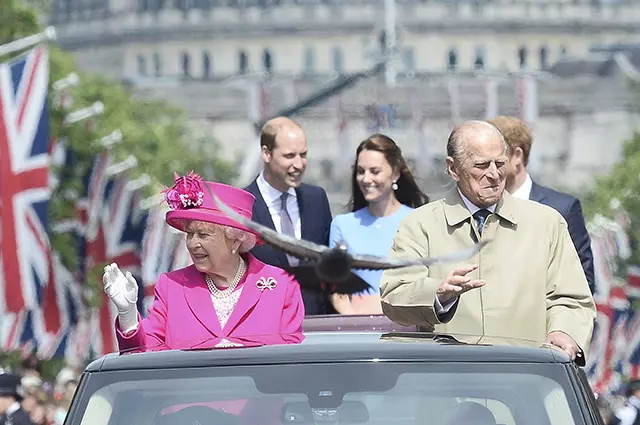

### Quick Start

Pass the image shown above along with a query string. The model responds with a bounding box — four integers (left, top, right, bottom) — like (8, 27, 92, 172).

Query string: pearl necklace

(204, 258, 246, 299)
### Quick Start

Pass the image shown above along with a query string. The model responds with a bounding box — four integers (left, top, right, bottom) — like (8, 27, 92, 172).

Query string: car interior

(74, 364, 582, 425)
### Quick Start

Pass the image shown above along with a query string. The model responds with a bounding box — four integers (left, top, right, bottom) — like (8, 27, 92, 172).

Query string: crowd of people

(2, 114, 603, 423)
(0, 354, 80, 425)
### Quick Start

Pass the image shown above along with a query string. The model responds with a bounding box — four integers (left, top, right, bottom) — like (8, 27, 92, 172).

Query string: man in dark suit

(488, 116, 595, 293)
(245, 116, 335, 315)
(0, 372, 34, 425)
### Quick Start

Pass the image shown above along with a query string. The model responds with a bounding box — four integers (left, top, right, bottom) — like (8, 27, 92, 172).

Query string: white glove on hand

(103, 263, 139, 333)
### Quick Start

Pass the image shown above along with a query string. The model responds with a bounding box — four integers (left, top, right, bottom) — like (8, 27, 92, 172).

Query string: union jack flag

(0, 46, 60, 351)
(80, 156, 145, 355)
(139, 203, 193, 316)
(140, 204, 174, 315)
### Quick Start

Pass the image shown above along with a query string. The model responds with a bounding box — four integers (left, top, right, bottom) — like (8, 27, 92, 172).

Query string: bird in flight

(207, 185, 488, 294)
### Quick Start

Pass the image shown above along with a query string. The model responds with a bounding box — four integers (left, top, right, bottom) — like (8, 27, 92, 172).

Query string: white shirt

(509, 173, 533, 200)
(435, 189, 497, 314)
(614, 396, 640, 425)
(457, 189, 497, 215)
(4, 401, 20, 416)
(256, 172, 302, 239)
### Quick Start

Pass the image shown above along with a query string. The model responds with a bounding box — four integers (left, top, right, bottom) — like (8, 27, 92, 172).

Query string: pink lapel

(222, 255, 268, 334)
(182, 266, 223, 337)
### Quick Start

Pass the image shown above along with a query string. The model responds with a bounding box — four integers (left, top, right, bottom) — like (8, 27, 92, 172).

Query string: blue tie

(473, 209, 491, 235)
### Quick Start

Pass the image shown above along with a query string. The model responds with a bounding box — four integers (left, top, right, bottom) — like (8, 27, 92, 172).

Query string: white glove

(103, 263, 139, 333)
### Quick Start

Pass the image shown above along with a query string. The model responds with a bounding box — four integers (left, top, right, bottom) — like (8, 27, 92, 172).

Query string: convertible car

(65, 315, 602, 425)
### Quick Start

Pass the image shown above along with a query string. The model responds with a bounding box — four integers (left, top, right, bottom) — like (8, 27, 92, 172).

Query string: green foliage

(2, 2, 236, 307)
(0, 350, 67, 382)
(0, 0, 40, 46)
(582, 132, 640, 264)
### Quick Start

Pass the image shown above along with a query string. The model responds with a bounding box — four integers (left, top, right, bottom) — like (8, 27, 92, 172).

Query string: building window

(153, 52, 162, 76)
(378, 30, 387, 53)
(332, 47, 344, 73)
(447, 48, 458, 71)
(402, 47, 414, 71)
(518, 46, 527, 68)
(181, 51, 190, 77)
(238, 50, 248, 74)
(203, 52, 211, 79)
(560, 45, 568, 57)
(539, 46, 548, 70)
(303, 46, 316, 74)
(263, 49, 273, 73)
(137, 54, 147, 76)
(474, 46, 486, 70)
(173, 0, 189, 9)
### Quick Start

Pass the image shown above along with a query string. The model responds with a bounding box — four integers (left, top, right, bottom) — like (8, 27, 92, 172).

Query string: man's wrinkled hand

(435, 265, 485, 304)
(546, 331, 579, 361)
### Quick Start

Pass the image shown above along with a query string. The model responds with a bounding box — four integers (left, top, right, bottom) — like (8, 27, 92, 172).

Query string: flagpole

(0, 27, 56, 59)
(384, 0, 397, 88)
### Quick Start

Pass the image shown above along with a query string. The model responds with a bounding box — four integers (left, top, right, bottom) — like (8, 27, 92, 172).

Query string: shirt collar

(457, 189, 497, 214)
(6, 401, 20, 416)
(510, 173, 533, 200)
(444, 187, 517, 228)
(257, 171, 296, 207)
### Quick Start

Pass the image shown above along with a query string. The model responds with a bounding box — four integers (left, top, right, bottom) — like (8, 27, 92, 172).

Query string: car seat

(154, 405, 238, 425)
(441, 401, 497, 425)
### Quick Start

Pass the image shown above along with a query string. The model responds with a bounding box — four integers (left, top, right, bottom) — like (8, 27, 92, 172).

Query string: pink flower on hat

(163, 171, 205, 210)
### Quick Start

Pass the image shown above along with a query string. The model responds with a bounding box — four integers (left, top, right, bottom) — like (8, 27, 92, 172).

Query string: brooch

(256, 276, 277, 291)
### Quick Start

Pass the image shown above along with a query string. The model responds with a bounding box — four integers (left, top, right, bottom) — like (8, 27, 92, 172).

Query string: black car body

(65, 317, 602, 425)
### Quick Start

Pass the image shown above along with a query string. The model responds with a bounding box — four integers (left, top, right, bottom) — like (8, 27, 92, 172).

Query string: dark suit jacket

(245, 179, 335, 315)
(0, 407, 35, 425)
(530, 181, 595, 293)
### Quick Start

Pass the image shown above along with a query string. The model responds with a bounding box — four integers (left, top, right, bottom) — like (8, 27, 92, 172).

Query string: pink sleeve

(279, 274, 305, 343)
(116, 274, 170, 353)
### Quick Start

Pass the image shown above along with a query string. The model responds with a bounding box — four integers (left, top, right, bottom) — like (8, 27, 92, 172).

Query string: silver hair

(446, 120, 507, 165)
(179, 220, 257, 253)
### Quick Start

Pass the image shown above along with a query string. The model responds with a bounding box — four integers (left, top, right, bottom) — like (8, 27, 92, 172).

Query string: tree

(582, 132, 640, 264)
(1, 2, 235, 298)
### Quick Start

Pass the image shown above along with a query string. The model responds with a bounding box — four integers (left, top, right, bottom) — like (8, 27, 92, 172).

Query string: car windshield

(69, 361, 583, 425)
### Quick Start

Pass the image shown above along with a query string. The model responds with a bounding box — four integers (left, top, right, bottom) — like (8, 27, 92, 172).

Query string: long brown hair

(347, 134, 429, 212)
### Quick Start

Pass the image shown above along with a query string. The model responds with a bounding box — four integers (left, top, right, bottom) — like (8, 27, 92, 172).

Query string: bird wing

(349, 240, 489, 270)
(282, 266, 372, 295)
(206, 184, 328, 261)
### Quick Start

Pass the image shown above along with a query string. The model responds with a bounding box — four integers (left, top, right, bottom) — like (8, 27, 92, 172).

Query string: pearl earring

(231, 248, 237, 255)
(392, 181, 398, 191)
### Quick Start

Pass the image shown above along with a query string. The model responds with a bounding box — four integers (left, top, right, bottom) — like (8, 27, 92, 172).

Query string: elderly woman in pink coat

(102, 172, 305, 352)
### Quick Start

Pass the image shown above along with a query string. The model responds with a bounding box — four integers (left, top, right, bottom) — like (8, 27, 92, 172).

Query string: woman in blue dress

(329, 134, 429, 314)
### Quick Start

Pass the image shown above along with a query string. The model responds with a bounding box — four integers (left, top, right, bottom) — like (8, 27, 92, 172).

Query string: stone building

(48, 0, 640, 206)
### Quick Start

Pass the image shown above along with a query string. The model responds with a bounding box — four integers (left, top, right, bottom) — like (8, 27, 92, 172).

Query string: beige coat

(380, 188, 596, 356)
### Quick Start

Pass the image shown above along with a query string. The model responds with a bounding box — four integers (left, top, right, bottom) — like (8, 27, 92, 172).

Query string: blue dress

(329, 205, 413, 295)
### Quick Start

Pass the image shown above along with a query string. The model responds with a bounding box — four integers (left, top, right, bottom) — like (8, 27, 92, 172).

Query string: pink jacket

(116, 254, 305, 352)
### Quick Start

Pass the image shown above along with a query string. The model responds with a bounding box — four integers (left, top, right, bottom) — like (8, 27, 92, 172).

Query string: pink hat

(163, 172, 262, 244)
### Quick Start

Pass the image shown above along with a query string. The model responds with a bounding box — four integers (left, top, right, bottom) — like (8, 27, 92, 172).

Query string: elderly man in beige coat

(380, 120, 596, 365)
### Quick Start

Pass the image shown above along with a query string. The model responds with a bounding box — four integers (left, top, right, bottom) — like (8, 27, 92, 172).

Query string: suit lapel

(249, 180, 278, 231)
(222, 256, 264, 335)
(529, 181, 547, 203)
(183, 267, 223, 337)
(249, 179, 288, 264)
(296, 186, 311, 240)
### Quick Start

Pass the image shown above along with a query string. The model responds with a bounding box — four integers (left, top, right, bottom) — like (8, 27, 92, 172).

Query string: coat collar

(443, 187, 518, 228)
(182, 255, 271, 337)
(182, 265, 222, 337)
